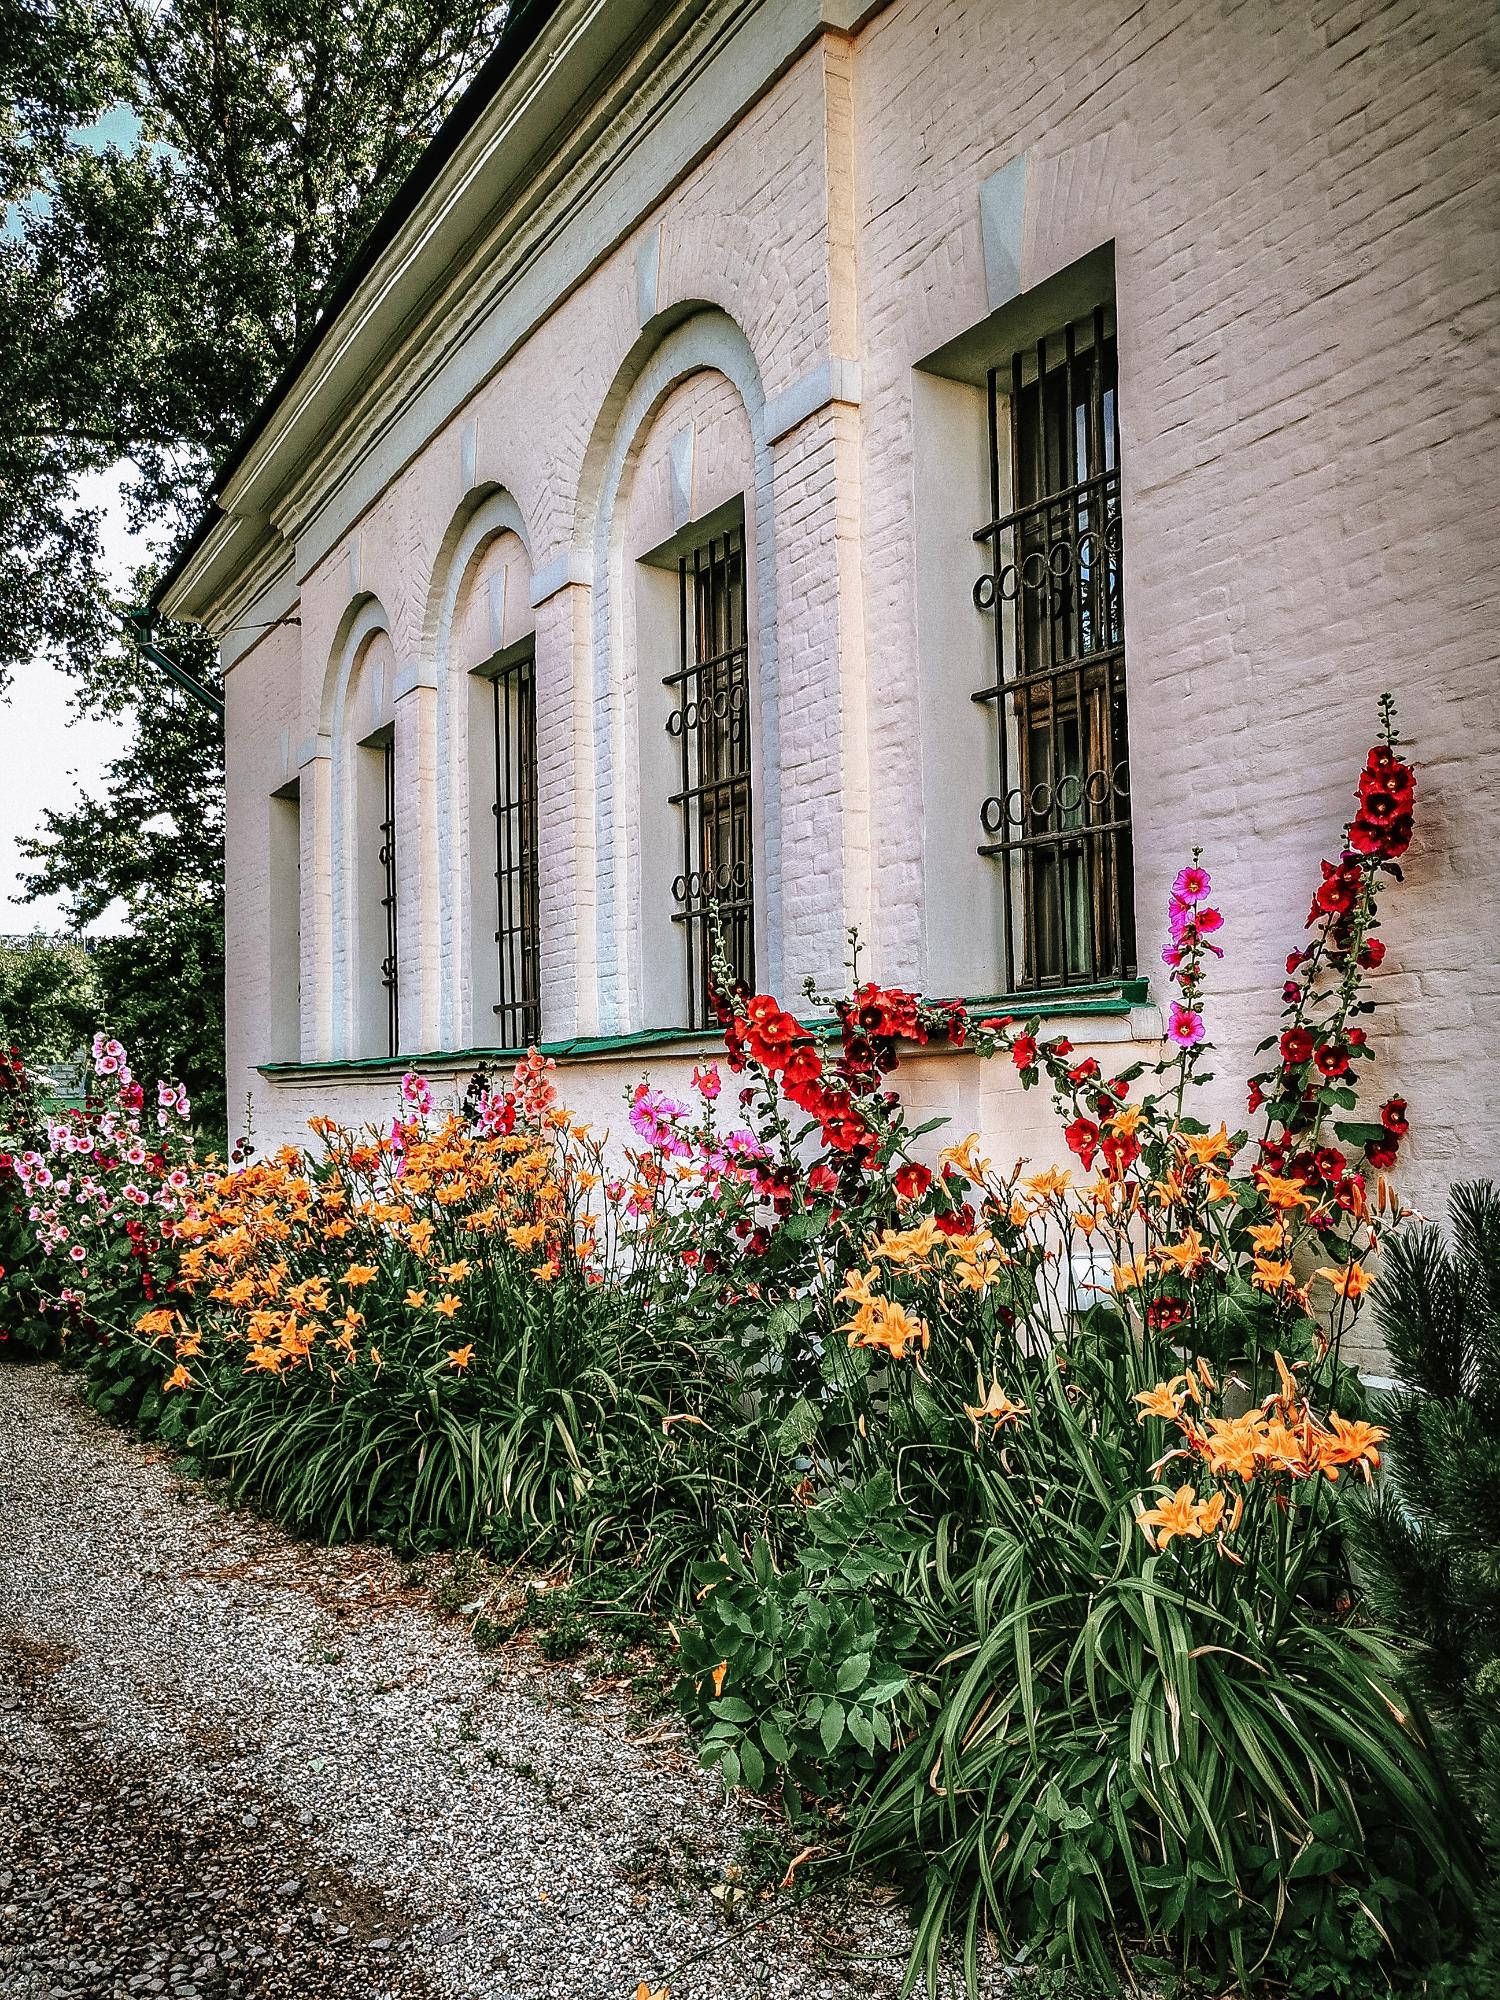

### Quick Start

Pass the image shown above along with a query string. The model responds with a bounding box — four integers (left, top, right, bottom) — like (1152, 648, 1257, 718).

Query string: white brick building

(159, 0, 1500, 1343)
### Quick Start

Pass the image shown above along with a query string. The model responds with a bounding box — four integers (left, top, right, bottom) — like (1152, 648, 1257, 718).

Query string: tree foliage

(3, 0, 513, 1117)
(0, 931, 99, 1066)
(1355, 1182, 1500, 1992)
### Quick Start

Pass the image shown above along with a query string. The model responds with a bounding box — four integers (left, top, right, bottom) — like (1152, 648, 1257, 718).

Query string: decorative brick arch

(423, 487, 535, 1047)
(574, 307, 783, 1030)
(318, 595, 395, 1058)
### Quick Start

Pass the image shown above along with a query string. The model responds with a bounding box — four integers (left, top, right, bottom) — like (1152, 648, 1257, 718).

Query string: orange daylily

(432, 1294, 463, 1318)
(341, 1262, 378, 1288)
(1137, 1484, 1213, 1551)
(446, 1344, 474, 1370)
(1134, 1380, 1187, 1422)
(1318, 1412, 1386, 1477)
(844, 1299, 929, 1360)
(963, 1382, 1028, 1434)
(1314, 1262, 1373, 1300)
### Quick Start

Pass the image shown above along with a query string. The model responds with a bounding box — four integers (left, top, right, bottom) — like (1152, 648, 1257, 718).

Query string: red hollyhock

(1011, 1033, 1037, 1071)
(1064, 1117, 1100, 1170)
(1100, 1126, 1140, 1177)
(893, 1162, 933, 1201)
(1380, 1096, 1409, 1137)
(1281, 1027, 1316, 1065)
(935, 1203, 976, 1236)
(1147, 1297, 1188, 1331)
(1314, 1044, 1350, 1078)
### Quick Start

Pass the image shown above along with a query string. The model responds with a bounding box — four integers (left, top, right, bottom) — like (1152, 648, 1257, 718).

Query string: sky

(2, 104, 153, 939)
(0, 468, 149, 936)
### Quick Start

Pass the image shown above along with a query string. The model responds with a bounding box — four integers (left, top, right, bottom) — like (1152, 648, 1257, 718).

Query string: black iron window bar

(972, 304, 1136, 992)
(378, 740, 399, 1057)
(667, 525, 754, 1029)
(492, 650, 541, 1048)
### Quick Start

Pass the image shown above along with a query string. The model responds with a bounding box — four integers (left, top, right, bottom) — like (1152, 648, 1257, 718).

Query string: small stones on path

(0, 1364, 1002, 1998)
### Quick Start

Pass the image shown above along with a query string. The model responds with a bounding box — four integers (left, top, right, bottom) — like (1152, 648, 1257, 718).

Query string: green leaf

(819, 1700, 845, 1757)
(835, 1650, 872, 1693)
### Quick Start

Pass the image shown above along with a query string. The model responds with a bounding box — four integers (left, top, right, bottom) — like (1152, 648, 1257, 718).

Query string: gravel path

(0, 1363, 1001, 2000)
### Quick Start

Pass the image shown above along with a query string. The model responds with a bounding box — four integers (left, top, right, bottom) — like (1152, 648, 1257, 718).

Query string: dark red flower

(1064, 1117, 1100, 1170)
(935, 1203, 975, 1236)
(1314, 1044, 1350, 1078)
(1380, 1096, 1409, 1138)
(1147, 1297, 1188, 1331)
(1281, 1028, 1316, 1066)
(1359, 938, 1386, 970)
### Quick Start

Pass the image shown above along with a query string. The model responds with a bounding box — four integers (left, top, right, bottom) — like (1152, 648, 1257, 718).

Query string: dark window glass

(668, 525, 753, 1028)
(492, 651, 541, 1047)
(973, 306, 1135, 990)
(379, 741, 399, 1056)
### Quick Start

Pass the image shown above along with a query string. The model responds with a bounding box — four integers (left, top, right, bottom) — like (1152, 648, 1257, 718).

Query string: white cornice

(165, 0, 869, 631)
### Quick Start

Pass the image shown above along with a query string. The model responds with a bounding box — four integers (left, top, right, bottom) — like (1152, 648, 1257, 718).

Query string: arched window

(488, 646, 540, 1046)
(430, 498, 540, 1049)
(669, 516, 753, 1024)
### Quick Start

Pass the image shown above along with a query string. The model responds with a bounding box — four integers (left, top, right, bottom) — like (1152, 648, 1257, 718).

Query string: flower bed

(1, 704, 1488, 1992)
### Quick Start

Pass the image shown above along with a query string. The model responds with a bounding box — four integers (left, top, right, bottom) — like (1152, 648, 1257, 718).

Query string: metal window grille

(491, 651, 541, 1047)
(378, 741, 399, 1056)
(973, 305, 1135, 991)
(667, 525, 753, 1028)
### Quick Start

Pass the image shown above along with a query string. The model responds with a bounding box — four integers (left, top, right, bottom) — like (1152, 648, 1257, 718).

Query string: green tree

(3, 0, 516, 1121)
(0, 931, 99, 1066)
(1355, 1181, 1500, 1992)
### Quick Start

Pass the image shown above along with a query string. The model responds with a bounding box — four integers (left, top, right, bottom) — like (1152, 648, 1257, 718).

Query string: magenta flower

(1167, 1002, 1206, 1048)
(1173, 864, 1211, 901)
(628, 1084, 691, 1155)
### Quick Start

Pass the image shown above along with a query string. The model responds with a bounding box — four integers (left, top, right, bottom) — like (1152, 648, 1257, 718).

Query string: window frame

(972, 301, 1136, 993)
(488, 641, 542, 1049)
(665, 520, 754, 1028)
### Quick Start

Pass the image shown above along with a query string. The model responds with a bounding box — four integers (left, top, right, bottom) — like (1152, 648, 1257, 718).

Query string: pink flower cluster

(1162, 860, 1224, 1050)
(12, 1039, 196, 1286)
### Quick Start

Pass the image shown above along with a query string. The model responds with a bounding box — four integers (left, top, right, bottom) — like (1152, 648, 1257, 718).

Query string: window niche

(468, 637, 540, 1049)
(354, 726, 398, 1058)
(615, 364, 760, 1035)
(915, 243, 1135, 999)
(452, 516, 548, 1048)
(268, 779, 301, 1060)
(635, 496, 753, 1031)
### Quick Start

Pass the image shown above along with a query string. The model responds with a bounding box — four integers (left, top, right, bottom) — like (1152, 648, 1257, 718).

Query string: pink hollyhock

(1173, 864, 1211, 901)
(691, 1063, 722, 1101)
(1167, 1002, 1205, 1048)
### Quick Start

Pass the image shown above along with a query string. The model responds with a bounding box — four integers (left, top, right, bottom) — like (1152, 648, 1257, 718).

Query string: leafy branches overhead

(2, 0, 514, 687)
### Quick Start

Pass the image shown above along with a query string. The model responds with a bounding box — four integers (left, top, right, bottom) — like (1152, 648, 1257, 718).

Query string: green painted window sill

(256, 980, 1149, 1082)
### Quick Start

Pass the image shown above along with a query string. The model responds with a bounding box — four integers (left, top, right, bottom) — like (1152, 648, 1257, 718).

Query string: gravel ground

(0, 1363, 1008, 2000)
